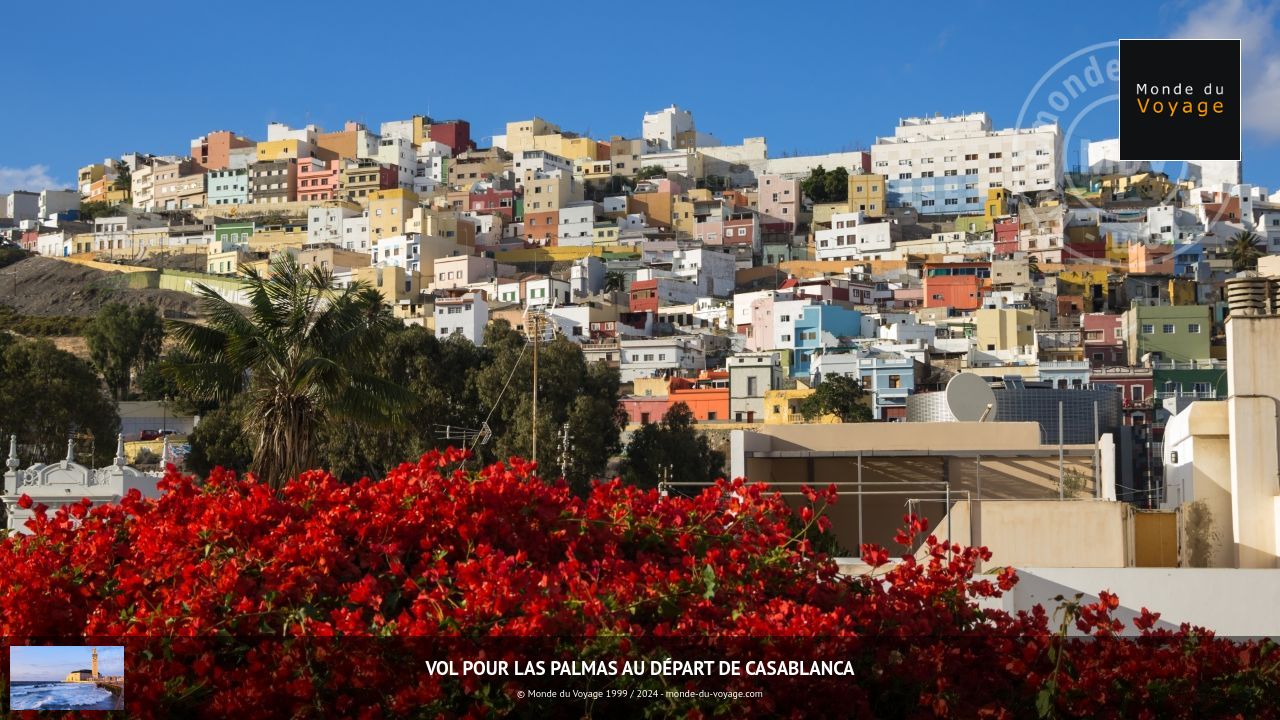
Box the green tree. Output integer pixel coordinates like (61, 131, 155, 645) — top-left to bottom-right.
(801, 165, 850, 204)
(112, 160, 132, 192)
(165, 254, 409, 488)
(319, 326, 485, 481)
(797, 374, 873, 423)
(185, 399, 255, 476)
(603, 271, 626, 294)
(1227, 230, 1265, 271)
(471, 320, 624, 493)
(77, 201, 119, 223)
(620, 402, 724, 490)
(635, 165, 668, 181)
(0, 333, 119, 465)
(85, 302, 165, 400)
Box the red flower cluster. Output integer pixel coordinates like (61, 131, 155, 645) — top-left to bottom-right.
(0, 450, 1276, 718)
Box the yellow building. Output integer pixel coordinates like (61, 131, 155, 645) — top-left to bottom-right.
(763, 384, 840, 425)
(984, 188, 1012, 220)
(354, 264, 424, 306)
(368, 188, 419, 241)
(256, 139, 312, 162)
(846, 173, 886, 217)
(78, 163, 109, 196)
(1099, 171, 1174, 202)
(593, 223, 620, 245)
(248, 223, 308, 254)
(974, 308, 1043, 352)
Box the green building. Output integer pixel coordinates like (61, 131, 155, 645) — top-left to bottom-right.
(213, 221, 254, 248)
(1123, 305, 1212, 365)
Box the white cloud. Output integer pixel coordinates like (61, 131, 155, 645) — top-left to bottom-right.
(1172, 0, 1280, 139)
(0, 164, 66, 194)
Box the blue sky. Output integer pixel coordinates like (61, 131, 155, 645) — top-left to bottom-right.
(9, 646, 125, 681)
(2, 0, 1278, 193)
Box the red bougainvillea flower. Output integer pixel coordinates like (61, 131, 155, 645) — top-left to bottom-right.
(0, 449, 1274, 719)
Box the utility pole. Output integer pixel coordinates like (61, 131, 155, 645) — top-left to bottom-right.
(530, 309, 541, 467)
(559, 422, 571, 479)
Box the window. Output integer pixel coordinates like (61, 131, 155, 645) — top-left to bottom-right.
(989, 167, 1002, 174)
(944, 198, 958, 205)
(898, 173, 911, 180)
(1114, 327, 1123, 339)
(988, 152, 1002, 159)
(944, 169, 957, 176)
(1188, 323, 1202, 333)
(707, 412, 717, 421)
(1141, 324, 1154, 334)
(964, 154, 978, 161)
(1162, 324, 1175, 334)
(920, 171, 934, 178)
(1194, 382, 1211, 395)
(1132, 386, 1144, 402)
(965, 167, 978, 175)
(888, 375, 901, 388)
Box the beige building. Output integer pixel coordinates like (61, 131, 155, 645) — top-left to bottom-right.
(522, 169, 582, 214)
(368, 188, 418, 241)
(503, 117, 562, 156)
(151, 159, 207, 210)
(448, 148, 509, 191)
(729, 421, 1102, 558)
(974, 308, 1044, 353)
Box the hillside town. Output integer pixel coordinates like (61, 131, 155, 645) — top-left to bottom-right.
(2, 104, 1279, 579)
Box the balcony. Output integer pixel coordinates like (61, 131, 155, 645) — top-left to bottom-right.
(1153, 388, 1219, 400)
(1151, 359, 1225, 371)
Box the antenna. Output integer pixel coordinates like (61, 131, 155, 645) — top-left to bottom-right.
(945, 373, 997, 421)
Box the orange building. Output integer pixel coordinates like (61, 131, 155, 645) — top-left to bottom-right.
(922, 261, 989, 310)
(191, 130, 256, 170)
(1128, 242, 1176, 274)
(524, 210, 559, 245)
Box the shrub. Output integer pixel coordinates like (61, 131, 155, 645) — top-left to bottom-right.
(0, 452, 1276, 718)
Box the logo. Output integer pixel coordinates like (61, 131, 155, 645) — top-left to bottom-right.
(1120, 39, 1241, 161)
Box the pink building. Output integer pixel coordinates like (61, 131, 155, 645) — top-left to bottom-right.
(297, 159, 339, 202)
(757, 174, 800, 232)
(1082, 313, 1126, 367)
(745, 296, 776, 351)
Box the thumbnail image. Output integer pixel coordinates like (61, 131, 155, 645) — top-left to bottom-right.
(8, 646, 125, 711)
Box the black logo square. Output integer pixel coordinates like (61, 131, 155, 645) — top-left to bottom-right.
(1120, 39, 1240, 161)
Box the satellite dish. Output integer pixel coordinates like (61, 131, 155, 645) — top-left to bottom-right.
(945, 373, 997, 422)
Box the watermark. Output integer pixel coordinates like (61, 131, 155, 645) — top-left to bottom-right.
(1014, 41, 1239, 272)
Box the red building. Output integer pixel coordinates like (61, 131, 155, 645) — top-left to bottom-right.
(470, 188, 516, 220)
(191, 130, 255, 171)
(993, 216, 1019, 255)
(629, 278, 659, 313)
(429, 120, 472, 156)
(922, 262, 989, 311)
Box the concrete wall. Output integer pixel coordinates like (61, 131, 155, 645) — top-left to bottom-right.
(990, 567, 1280, 636)
(1162, 401, 1234, 567)
(932, 499, 1136, 568)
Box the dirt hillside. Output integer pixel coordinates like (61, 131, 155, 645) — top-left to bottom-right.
(0, 257, 203, 318)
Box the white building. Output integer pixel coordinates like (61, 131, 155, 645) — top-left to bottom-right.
(814, 215, 899, 261)
(4, 191, 38, 222)
(671, 247, 736, 298)
(341, 212, 371, 253)
(728, 351, 783, 422)
(432, 254, 497, 291)
(619, 335, 707, 382)
(642, 105, 697, 151)
(308, 204, 361, 246)
(1085, 139, 1149, 176)
(871, 113, 1061, 215)
(557, 202, 597, 246)
(434, 292, 489, 344)
(1, 436, 161, 534)
(374, 234, 423, 272)
(38, 189, 79, 219)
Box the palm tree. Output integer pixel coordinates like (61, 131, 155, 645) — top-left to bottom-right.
(1227, 230, 1265, 272)
(165, 254, 409, 488)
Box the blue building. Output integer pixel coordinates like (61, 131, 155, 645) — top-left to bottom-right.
(810, 350, 918, 420)
(792, 304, 863, 377)
(886, 173, 983, 214)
